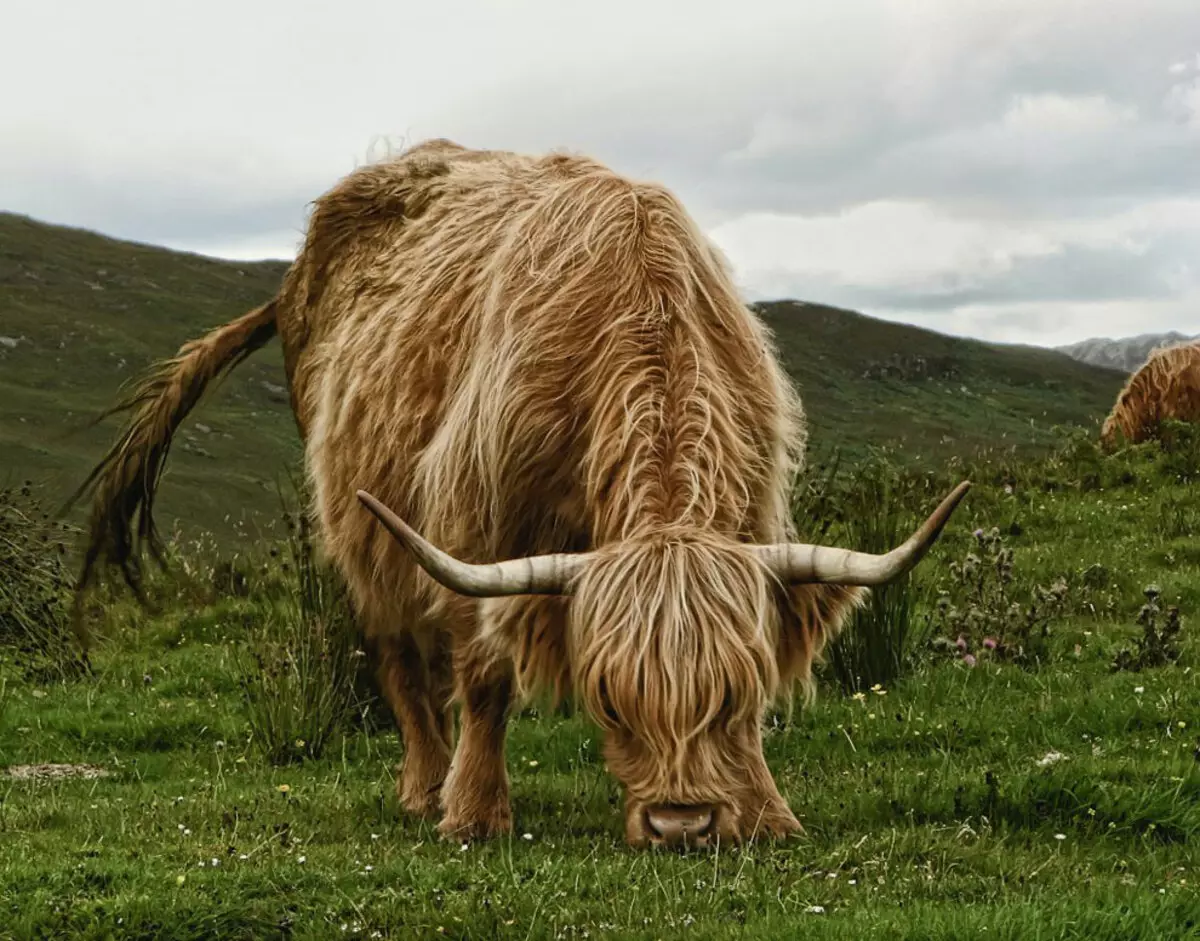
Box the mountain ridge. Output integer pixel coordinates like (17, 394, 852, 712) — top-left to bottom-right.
(1056, 330, 1199, 373)
(1, 210, 1129, 545)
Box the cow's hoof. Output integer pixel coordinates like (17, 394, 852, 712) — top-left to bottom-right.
(395, 762, 447, 818)
(437, 806, 513, 842)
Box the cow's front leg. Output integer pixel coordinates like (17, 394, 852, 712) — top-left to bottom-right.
(438, 646, 514, 841)
(372, 630, 453, 818)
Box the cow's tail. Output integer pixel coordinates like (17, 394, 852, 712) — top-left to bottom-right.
(66, 299, 280, 608)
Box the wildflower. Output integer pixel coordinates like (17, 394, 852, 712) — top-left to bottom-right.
(963, 654, 977, 667)
(982, 638, 997, 651)
(1134, 686, 1145, 694)
(852, 691, 867, 703)
(1036, 751, 1066, 767)
(1054, 833, 1066, 841)
(523, 833, 533, 841)
(955, 635, 968, 652)
(298, 856, 307, 864)
(806, 906, 826, 914)
(277, 784, 291, 794)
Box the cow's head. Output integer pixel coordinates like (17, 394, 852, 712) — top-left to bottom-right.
(356, 481, 969, 849)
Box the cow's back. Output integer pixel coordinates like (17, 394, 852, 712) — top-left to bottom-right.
(285, 139, 803, 626)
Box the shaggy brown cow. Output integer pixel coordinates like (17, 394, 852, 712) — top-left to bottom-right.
(1100, 341, 1200, 450)
(72, 139, 969, 849)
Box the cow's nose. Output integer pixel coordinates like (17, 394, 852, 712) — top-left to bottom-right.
(645, 804, 715, 848)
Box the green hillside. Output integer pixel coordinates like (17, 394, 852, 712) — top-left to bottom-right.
(0, 212, 295, 544)
(0, 212, 1127, 545)
(758, 299, 1128, 465)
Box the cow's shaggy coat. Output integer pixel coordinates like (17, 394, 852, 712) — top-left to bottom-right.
(1100, 341, 1200, 450)
(72, 139, 956, 846)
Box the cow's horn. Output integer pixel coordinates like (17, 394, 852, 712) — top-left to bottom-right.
(754, 481, 971, 585)
(356, 490, 593, 596)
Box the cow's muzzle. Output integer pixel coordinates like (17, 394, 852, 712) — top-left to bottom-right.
(644, 804, 716, 849)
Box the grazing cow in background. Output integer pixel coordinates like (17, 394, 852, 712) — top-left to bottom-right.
(1100, 341, 1200, 450)
(72, 139, 969, 849)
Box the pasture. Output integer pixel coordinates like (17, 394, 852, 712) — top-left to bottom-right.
(3, 428, 1198, 940)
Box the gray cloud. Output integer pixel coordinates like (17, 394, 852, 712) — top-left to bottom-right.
(2, 0, 1198, 344)
(764, 238, 1199, 314)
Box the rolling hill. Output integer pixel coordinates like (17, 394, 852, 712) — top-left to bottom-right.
(1, 211, 1129, 547)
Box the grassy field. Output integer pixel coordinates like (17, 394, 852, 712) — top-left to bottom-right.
(1, 211, 1128, 549)
(3, 428, 1198, 939)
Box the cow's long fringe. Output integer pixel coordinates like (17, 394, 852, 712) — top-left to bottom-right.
(569, 530, 780, 800)
(1101, 341, 1200, 448)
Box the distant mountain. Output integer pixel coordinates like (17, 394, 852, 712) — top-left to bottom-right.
(0, 211, 1128, 546)
(1056, 331, 1199, 373)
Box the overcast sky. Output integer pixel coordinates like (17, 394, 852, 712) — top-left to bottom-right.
(4, 0, 1198, 346)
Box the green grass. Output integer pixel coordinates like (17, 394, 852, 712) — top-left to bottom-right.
(1, 212, 1128, 550)
(3, 436, 1199, 939)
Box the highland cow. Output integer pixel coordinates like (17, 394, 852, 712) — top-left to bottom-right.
(1100, 341, 1200, 450)
(71, 139, 969, 849)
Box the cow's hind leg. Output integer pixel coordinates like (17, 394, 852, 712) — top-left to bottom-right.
(373, 628, 454, 817)
(437, 634, 514, 841)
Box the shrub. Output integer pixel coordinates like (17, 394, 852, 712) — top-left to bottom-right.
(238, 497, 379, 764)
(1152, 419, 1200, 483)
(1111, 585, 1185, 673)
(811, 455, 936, 694)
(929, 526, 1069, 668)
(0, 482, 89, 681)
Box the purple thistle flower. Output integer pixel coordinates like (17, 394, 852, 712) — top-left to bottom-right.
(982, 637, 997, 651)
(955, 634, 968, 652)
(963, 653, 977, 667)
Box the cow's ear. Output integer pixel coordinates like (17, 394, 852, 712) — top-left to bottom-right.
(772, 584, 867, 690)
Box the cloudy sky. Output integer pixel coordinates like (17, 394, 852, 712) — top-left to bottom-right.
(4, 0, 1198, 346)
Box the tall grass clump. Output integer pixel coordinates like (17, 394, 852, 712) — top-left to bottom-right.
(929, 525, 1069, 668)
(0, 482, 89, 681)
(239, 494, 376, 765)
(806, 454, 936, 694)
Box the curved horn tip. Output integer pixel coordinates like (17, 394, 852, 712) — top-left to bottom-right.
(918, 479, 973, 539)
(356, 489, 396, 520)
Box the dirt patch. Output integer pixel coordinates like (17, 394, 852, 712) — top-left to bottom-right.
(4, 763, 112, 781)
